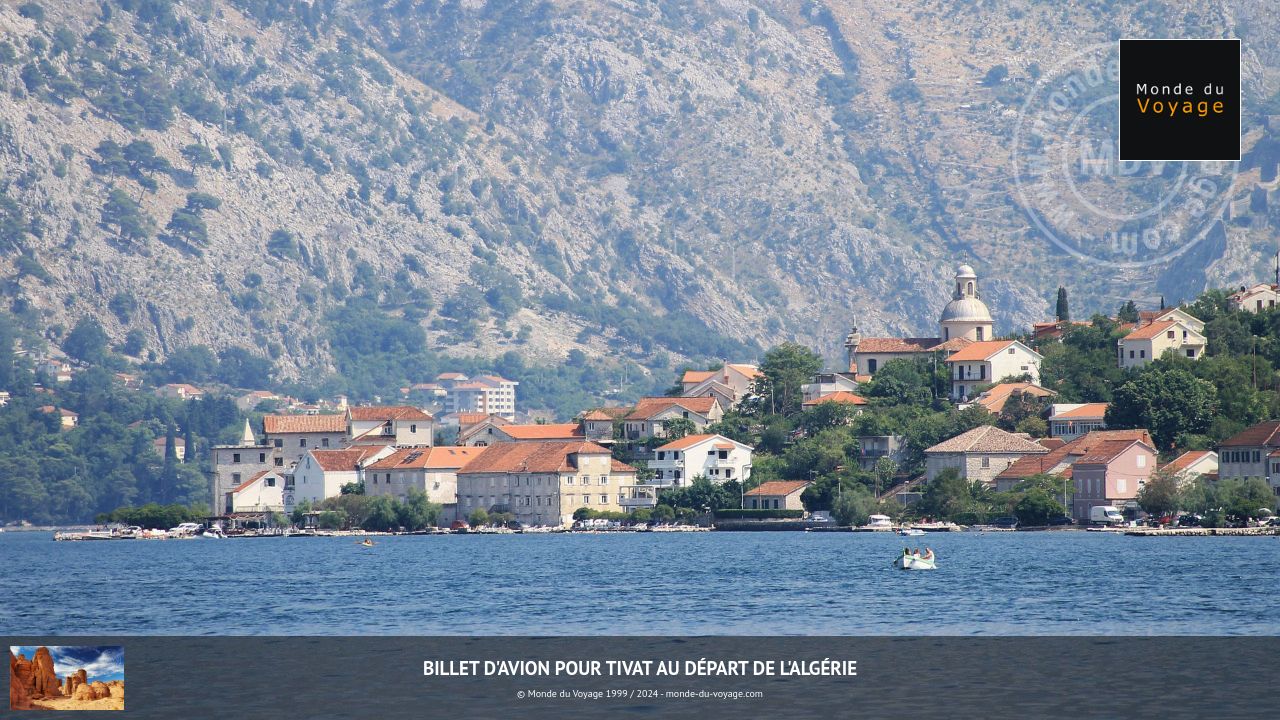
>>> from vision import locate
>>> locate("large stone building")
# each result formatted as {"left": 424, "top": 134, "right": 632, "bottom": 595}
{"left": 924, "top": 425, "right": 1048, "bottom": 486}
{"left": 844, "top": 264, "right": 997, "bottom": 377}
{"left": 456, "top": 441, "right": 637, "bottom": 528}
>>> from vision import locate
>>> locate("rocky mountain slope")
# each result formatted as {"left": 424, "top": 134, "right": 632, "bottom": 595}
{"left": 1, "top": 0, "right": 1278, "bottom": 387}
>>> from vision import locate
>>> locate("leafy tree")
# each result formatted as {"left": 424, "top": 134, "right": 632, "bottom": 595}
{"left": 982, "top": 64, "right": 1008, "bottom": 86}
{"left": 756, "top": 342, "right": 823, "bottom": 417}
{"left": 799, "top": 400, "right": 857, "bottom": 435}
{"left": 181, "top": 143, "right": 218, "bottom": 169}
{"left": 832, "top": 483, "right": 878, "bottom": 526}
{"left": 468, "top": 508, "right": 490, "bottom": 527}
{"left": 64, "top": 317, "right": 109, "bottom": 363}
{"left": 660, "top": 417, "right": 696, "bottom": 441}
{"left": 1055, "top": 287, "right": 1070, "bottom": 322}
{"left": 864, "top": 358, "right": 932, "bottom": 405}
{"left": 1106, "top": 367, "right": 1217, "bottom": 450}
{"left": 1013, "top": 490, "right": 1065, "bottom": 526}
{"left": 100, "top": 188, "right": 155, "bottom": 242}
{"left": 1136, "top": 468, "right": 1182, "bottom": 517}
{"left": 361, "top": 496, "right": 401, "bottom": 531}
{"left": 659, "top": 476, "right": 739, "bottom": 512}
{"left": 1116, "top": 300, "right": 1139, "bottom": 323}
{"left": 340, "top": 481, "right": 365, "bottom": 495}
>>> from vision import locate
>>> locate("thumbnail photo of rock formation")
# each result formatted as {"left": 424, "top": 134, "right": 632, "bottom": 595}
{"left": 9, "top": 646, "right": 124, "bottom": 711}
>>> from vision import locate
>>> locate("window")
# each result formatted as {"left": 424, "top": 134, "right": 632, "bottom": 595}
{"left": 232, "top": 472, "right": 241, "bottom": 483}
{"left": 1129, "top": 350, "right": 1134, "bottom": 359}
{"left": 1166, "top": 330, "right": 1175, "bottom": 339}
{"left": 1139, "top": 350, "right": 1146, "bottom": 359}
{"left": 567, "top": 476, "right": 574, "bottom": 484}
{"left": 867, "top": 359, "right": 878, "bottom": 373}
{"left": 976, "top": 327, "right": 984, "bottom": 341}
{"left": 1253, "top": 450, "right": 1261, "bottom": 463}
{"left": 300, "top": 438, "right": 307, "bottom": 448}
{"left": 232, "top": 453, "right": 241, "bottom": 463}
{"left": 275, "top": 458, "right": 283, "bottom": 467}
{"left": 599, "top": 476, "right": 607, "bottom": 484}
{"left": 1117, "top": 478, "right": 1127, "bottom": 493}
{"left": 322, "top": 438, "right": 330, "bottom": 448}
{"left": 259, "top": 453, "right": 266, "bottom": 463}
{"left": 410, "top": 424, "right": 417, "bottom": 433}
{"left": 981, "top": 457, "right": 990, "bottom": 468}
{"left": 266, "top": 477, "right": 276, "bottom": 487}
{"left": 600, "top": 494, "right": 608, "bottom": 504}
{"left": 718, "top": 450, "right": 728, "bottom": 459}
{"left": 1008, "top": 347, "right": 1015, "bottom": 354}
{"left": 274, "top": 439, "right": 283, "bottom": 448}
{"left": 1186, "top": 349, "right": 1196, "bottom": 358}
{"left": 1136, "top": 455, "right": 1146, "bottom": 467}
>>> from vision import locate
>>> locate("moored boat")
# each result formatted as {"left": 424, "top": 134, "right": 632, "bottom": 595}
{"left": 894, "top": 548, "right": 938, "bottom": 570}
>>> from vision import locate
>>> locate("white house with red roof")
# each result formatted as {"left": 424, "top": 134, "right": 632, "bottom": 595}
{"left": 649, "top": 433, "right": 753, "bottom": 487}
{"left": 1163, "top": 450, "right": 1218, "bottom": 483}
{"left": 743, "top": 480, "right": 810, "bottom": 511}
{"left": 287, "top": 445, "right": 395, "bottom": 511}
{"left": 943, "top": 340, "right": 1042, "bottom": 401}
{"left": 229, "top": 469, "right": 286, "bottom": 513}
{"left": 1048, "top": 403, "right": 1109, "bottom": 440}
{"left": 622, "top": 397, "right": 724, "bottom": 441}
{"left": 1117, "top": 312, "right": 1206, "bottom": 369}
{"left": 347, "top": 405, "right": 434, "bottom": 446}
{"left": 680, "top": 364, "right": 761, "bottom": 408}
{"left": 1230, "top": 283, "right": 1280, "bottom": 313}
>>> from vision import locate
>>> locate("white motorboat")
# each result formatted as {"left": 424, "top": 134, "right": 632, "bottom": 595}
{"left": 894, "top": 549, "right": 937, "bottom": 570}
{"left": 899, "top": 528, "right": 926, "bottom": 536}
{"left": 201, "top": 526, "right": 226, "bottom": 539}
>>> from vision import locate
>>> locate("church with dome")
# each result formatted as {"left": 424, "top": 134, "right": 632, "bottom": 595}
{"left": 842, "top": 264, "right": 1042, "bottom": 400}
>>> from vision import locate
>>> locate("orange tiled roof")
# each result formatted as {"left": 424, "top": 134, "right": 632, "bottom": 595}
{"left": 263, "top": 414, "right": 346, "bottom": 434}
{"left": 745, "top": 480, "right": 809, "bottom": 497}
{"left": 499, "top": 423, "right": 584, "bottom": 440}
{"left": 998, "top": 429, "right": 1154, "bottom": 480}
{"left": 625, "top": 396, "right": 719, "bottom": 420}
{"left": 802, "top": 391, "right": 868, "bottom": 407}
{"left": 654, "top": 433, "right": 717, "bottom": 451}
{"left": 1164, "top": 450, "right": 1215, "bottom": 473}
{"left": 309, "top": 447, "right": 387, "bottom": 472}
{"left": 1075, "top": 439, "right": 1144, "bottom": 464}
{"left": 348, "top": 405, "right": 433, "bottom": 422}
{"left": 1218, "top": 421, "right": 1280, "bottom": 447}
{"left": 459, "top": 441, "right": 613, "bottom": 474}
{"left": 367, "top": 446, "right": 484, "bottom": 471}
{"left": 1122, "top": 320, "right": 1177, "bottom": 340}
{"left": 682, "top": 370, "right": 717, "bottom": 384}
{"left": 853, "top": 337, "right": 942, "bottom": 354}
{"left": 944, "top": 340, "right": 1017, "bottom": 362}
{"left": 232, "top": 470, "right": 271, "bottom": 494}
{"left": 1054, "top": 403, "right": 1109, "bottom": 419}
{"left": 973, "top": 382, "right": 1056, "bottom": 413}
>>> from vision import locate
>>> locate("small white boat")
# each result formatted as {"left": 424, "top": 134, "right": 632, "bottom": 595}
{"left": 899, "top": 528, "right": 926, "bottom": 536}
{"left": 894, "top": 549, "right": 937, "bottom": 570}
{"left": 201, "top": 526, "right": 226, "bottom": 539}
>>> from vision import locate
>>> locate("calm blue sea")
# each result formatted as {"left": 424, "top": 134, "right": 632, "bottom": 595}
{"left": 1, "top": 530, "right": 1277, "bottom": 635}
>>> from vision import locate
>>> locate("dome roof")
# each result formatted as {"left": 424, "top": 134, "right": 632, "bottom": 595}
{"left": 955, "top": 264, "right": 977, "bottom": 278}
{"left": 940, "top": 297, "right": 993, "bottom": 323}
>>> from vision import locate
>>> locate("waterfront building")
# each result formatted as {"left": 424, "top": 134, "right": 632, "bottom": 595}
{"left": 364, "top": 446, "right": 484, "bottom": 520}
{"left": 743, "top": 480, "right": 809, "bottom": 511}
{"left": 286, "top": 445, "right": 394, "bottom": 512}
{"left": 262, "top": 413, "right": 348, "bottom": 467}
{"left": 456, "top": 441, "right": 636, "bottom": 528}
{"left": 648, "top": 434, "right": 753, "bottom": 487}
{"left": 211, "top": 419, "right": 274, "bottom": 515}
{"left": 923, "top": 426, "right": 1047, "bottom": 486}
{"left": 229, "top": 469, "right": 286, "bottom": 513}
{"left": 1216, "top": 421, "right": 1280, "bottom": 499}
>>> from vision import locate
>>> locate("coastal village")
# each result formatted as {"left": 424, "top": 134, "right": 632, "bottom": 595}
{"left": 179, "top": 266, "right": 1279, "bottom": 532}
{"left": 19, "top": 264, "right": 1280, "bottom": 536}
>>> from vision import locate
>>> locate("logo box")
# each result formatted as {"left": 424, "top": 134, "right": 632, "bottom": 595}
{"left": 1118, "top": 39, "right": 1240, "bottom": 161}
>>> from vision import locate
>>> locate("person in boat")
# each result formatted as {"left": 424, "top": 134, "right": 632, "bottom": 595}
{"left": 911, "top": 547, "right": 920, "bottom": 556}
{"left": 922, "top": 547, "right": 934, "bottom": 560}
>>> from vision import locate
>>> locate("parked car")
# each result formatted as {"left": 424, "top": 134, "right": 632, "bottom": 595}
{"left": 992, "top": 516, "right": 1020, "bottom": 529}
{"left": 1047, "top": 515, "right": 1075, "bottom": 526}
{"left": 1176, "top": 514, "right": 1201, "bottom": 527}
